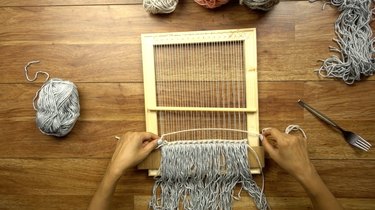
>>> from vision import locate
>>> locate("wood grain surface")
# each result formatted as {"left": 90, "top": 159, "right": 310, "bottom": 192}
{"left": 0, "top": 0, "right": 374, "bottom": 209}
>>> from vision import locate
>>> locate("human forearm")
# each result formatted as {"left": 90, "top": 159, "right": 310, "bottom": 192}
{"left": 88, "top": 171, "right": 121, "bottom": 210}
{"left": 262, "top": 128, "right": 343, "bottom": 210}
{"left": 88, "top": 132, "right": 158, "bottom": 210}
{"left": 297, "top": 166, "right": 343, "bottom": 210}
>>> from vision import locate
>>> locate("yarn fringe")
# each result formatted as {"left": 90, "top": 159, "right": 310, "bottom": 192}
{"left": 149, "top": 139, "right": 269, "bottom": 210}
{"left": 312, "top": 0, "right": 375, "bottom": 84}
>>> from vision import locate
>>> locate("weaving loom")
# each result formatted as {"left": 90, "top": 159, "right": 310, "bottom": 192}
{"left": 137, "top": 29, "right": 268, "bottom": 209}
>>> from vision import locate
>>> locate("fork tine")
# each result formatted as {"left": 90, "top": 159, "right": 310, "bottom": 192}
{"left": 353, "top": 141, "right": 370, "bottom": 151}
{"left": 357, "top": 140, "right": 371, "bottom": 150}
{"left": 353, "top": 143, "right": 369, "bottom": 151}
{"left": 360, "top": 141, "right": 372, "bottom": 149}
{"left": 356, "top": 135, "right": 372, "bottom": 147}
{"left": 362, "top": 139, "right": 372, "bottom": 147}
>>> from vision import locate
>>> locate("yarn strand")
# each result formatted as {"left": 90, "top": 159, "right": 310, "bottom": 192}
{"left": 24, "top": 60, "right": 50, "bottom": 82}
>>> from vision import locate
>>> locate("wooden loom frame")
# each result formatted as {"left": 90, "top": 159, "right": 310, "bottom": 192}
{"left": 137, "top": 28, "right": 264, "bottom": 175}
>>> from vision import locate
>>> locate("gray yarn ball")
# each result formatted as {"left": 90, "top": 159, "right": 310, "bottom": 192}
{"left": 240, "top": 0, "right": 279, "bottom": 11}
{"left": 143, "top": 0, "right": 178, "bottom": 14}
{"left": 35, "top": 78, "right": 80, "bottom": 137}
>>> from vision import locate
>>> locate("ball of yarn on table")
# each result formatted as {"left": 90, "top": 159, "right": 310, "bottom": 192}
{"left": 143, "top": 0, "right": 179, "bottom": 14}
{"left": 240, "top": 0, "right": 279, "bottom": 11}
{"left": 194, "top": 0, "right": 231, "bottom": 9}
{"left": 25, "top": 61, "right": 80, "bottom": 137}
{"left": 35, "top": 78, "right": 80, "bottom": 137}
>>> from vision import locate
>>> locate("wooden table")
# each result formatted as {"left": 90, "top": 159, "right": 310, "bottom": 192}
{"left": 0, "top": 0, "right": 374, "bottom": 209}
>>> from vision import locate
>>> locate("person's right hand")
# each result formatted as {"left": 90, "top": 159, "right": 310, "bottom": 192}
{"left": 262, "top": 128, "right": 344, "bottom": 210}
{"left": 261, "top": 128, "right": 315, "bottom": 181}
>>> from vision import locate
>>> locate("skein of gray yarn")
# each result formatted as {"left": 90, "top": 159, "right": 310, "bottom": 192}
{"left": 143, "top": 0, "right": 179, "bottom": 14}
{"left": 25, "top": 61, "right": 80, "bottom": 137}
{"left": 240, "top": 0, "right": 279, "bottom": 11}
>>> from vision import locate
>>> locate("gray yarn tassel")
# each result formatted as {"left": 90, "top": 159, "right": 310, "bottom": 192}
{"left": 312, "top": 0, "right": 375, "bottom": 84}
{"left": 149, "top": 140, "right": 269, "bottom": 210}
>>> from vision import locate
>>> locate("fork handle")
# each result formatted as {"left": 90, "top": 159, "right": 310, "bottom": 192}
{"left": 298, "top": 100, "right": 342, "bottom": 131}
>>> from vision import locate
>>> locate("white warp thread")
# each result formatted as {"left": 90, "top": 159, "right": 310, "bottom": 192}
{"left": 149, "top": 139, "right": 269, "bottom": 210}
{"left": 311, "top": 0, "right": 375, "bottom": 84}
{"left": 285, "top": 124, "right": 307, "bottom": 140}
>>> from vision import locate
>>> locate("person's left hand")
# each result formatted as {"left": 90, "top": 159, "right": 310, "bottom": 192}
{"left": 107, "top": 132, "right": 159, "bottom": 178}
